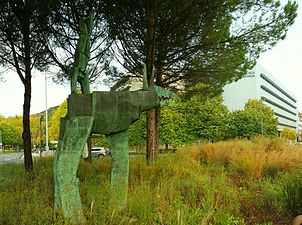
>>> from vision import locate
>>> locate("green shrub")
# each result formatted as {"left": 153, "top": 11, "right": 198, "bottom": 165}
{"left": 283, "top": 170, "right": 302, "bottom": 216}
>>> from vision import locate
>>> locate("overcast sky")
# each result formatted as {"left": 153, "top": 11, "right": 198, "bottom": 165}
{"left": 258, "top": 0, "right": 302, "bottom": 110}
{"left": 0, "top": 70, "right": 109, "bottom": 117}
{"left": 0, "top": 1, "right": 301, "bottom": 117}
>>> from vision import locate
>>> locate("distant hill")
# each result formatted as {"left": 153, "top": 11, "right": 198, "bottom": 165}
{"left": 31, "top": 105, "right": 59, "bottom": 119}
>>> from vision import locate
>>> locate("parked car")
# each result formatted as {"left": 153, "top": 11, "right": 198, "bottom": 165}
{"left": 91, "top": 147, "right": 106, "bottom": 158}
{"left": 20, "top": 149, "right": 40, "bottom": 160}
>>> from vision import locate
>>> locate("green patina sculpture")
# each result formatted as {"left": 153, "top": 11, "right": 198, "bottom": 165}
{"left": 70, "top": 12, "right": 93, "bottom": 94}
{"left": 53, "top": 14, "right": 178, "bottom": 224}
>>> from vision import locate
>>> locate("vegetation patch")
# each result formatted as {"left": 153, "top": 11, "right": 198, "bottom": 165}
{"left": 0, "top": 137, "right": 301, "bottom": 224}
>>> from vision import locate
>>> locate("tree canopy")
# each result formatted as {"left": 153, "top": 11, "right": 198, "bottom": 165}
{"left": 229, "top": 99, "right": 279, "bottom": 138}
{"left": 127, "top": 97, "right": 279, "bottom": 147}
{"left": 103, "top": 0, "right": 297, "bottom": 93}
{"left": 0, "top": 121, "right": 22, "bottom": 146}
{"left": 281, "top": 127, "right": 297, "bottom": 141}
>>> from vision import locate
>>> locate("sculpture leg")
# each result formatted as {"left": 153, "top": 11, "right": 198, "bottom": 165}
{"left": 54, "top": 117, "right": 67, "bottom": 212}
{"left": 80, "top": 73, "right": 90, "bottom": 94}
{"left": 107, "top": 130, "right": 129, "bottom": 210}
{"left": 53, "top": 116, "right": 93, "bottom": 224}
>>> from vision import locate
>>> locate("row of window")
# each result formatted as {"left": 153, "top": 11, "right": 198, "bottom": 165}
{"left": 274, "top": 112, "right": 297, "bottom": 123}
{"left": 279, "top": 123, "right": 297, "bottom": 130}
{"left": 260, "top": 85, "right": 296, "bottom": 110}
{"left": 260, "top": 73, "right": 297, "bottom": 103}
{"left": 261, "top": 97, "right": 297, "bottom": 117}
{"left": 259, "top": 73, "right": 299, "bottom": 130}
{"left": 261, "top": 96, "right": 297, "bottom": 129}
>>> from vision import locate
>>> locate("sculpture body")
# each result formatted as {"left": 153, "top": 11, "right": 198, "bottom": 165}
{"left": 54, "top": 12, "right": 178, "bottom": 222}
{"left": 54, "top": 86, "right": 178, "bottom": 224}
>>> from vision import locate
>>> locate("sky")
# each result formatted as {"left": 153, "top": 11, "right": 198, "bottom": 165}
{"left": 0, "top": 1, "right": 301, "bottom": 117}
{"left": 258, "top": 0, "right": 302, "bottom": 110}
{"left": 0, "top": 70, "right": 109, "bottom": 117}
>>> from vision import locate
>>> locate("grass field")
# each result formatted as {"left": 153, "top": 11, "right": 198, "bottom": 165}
{"left": 1, "top": 136, "right": 302, "bottom": 224}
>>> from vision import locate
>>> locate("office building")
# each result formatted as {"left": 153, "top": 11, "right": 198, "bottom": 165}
{"left": 298, "top": 112, "right": 302, "bottom": 140}
{"left": 223, "top": 64, "right": 298, "bottom": 131}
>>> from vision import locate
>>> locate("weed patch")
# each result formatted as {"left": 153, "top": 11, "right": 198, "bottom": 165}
{"left": 0, "top": 137, "right": 301, "bottom": 224}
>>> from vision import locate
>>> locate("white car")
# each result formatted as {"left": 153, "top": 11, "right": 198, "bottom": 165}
{"left": 91, "top": 147, "right": 106, "bottom": 158}
{"left": 20, "top": 149, "right": 40, "bottom": 160}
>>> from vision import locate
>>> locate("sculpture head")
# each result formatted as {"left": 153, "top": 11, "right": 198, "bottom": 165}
{"left": 141, "top": 61, "right": 180, "bottom": 107}
{"left": 153, "top": 85, "right": 180, "bottom": 106}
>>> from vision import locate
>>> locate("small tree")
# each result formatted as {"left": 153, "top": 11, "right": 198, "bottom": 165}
{"left": 128, "top": 113, "right": 147, "bottom": 152}
{"left": 0, "top": 122, "right": 22, "bottom": 147}
{"left": 159, "top": 96, "right": 230, "bottom": 146}
{"left": 160, "top": 101, "right": 191, "bottom": 150}
{"left": 184, "top": 96, "right": 230, "bottom": 142}
{"left": 229, "top": 99, "right": 278, "bottom": 138}
{"left": 281, "top": 127, "right": 296, "bottom": 142}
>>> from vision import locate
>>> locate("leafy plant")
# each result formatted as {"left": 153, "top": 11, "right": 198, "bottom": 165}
{"left": 281, "top": 127, "right": 297, "bottom": 142}
{"left": 283, "top": 171, "right": 302, "bottom": 216}
{"left": 228, "top": 99, "right": 278, "bottom": 139}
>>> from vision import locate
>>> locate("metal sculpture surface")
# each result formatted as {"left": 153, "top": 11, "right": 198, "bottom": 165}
{"left": 70, "top": 12, "right": 93, "bottom": 94}
{"left": 53, "top": 59, "right": 178, "bottom": 223}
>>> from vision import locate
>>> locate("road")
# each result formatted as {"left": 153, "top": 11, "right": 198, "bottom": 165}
{"left": 0, "top": 152, "right": 23, "bottom": 165}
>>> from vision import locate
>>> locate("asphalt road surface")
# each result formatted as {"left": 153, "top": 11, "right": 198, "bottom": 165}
{"left": 0, "top": 152, "right": 23, "bottom": 165}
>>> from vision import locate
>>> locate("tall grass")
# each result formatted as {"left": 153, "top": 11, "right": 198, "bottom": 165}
{"left": 198, "top": 137, "right": 302, "bottom": 179}
{"left": 0, "top": 137, "right": 302, "bottom": 224}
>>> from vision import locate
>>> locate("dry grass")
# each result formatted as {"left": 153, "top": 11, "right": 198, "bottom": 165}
{"left": 1, "top": 137, "right": 302, "bottom": 224}
{"left": 195, "top": 137, "right": 302, "bottom": 179}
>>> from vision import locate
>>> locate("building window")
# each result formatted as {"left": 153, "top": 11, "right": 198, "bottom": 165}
{"left": 261, "top": 85, "right": 296, "bottom": 109}
{"left": 279, "top": 123, "right": 297, "bottom": 129}
{"left": 261, "top": 97, "right": 297, "bottom": 116}
{"left": 274, "top": 112, "right": 297, "bottom": 123}
{"left": 260, "top": 73, "right": 297, "bottom": 103}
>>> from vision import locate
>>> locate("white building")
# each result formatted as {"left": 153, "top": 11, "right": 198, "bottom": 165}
{"left": 223, "top": 63, "right": 298, "bottom": 132}
{"left": 298, "top": 112, "right": 302, "bottom": 140}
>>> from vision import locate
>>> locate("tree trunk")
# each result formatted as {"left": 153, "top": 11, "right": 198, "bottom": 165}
{"left": 146, "top": 109, "right": 156, "bottom": 162}
{"left": 23, "top": 79, "right": 33, "bottom": 175}
{"left": 145, "top": 0, "right": 158, "bottom": 163}
{"left": 22, "top": 19, "right": 33, "bottom": 175}
{"left": 146, "top": 107, "right": 160, "bottom": 162}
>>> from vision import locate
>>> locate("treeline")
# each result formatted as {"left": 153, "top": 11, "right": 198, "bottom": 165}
{"left": 0, "top": 107, "right": 57, "bottom": 149}
{"left": 1, "top": 96, "right": 298, "bottom": 151}
{"left": 0, "top": 115, "right": 38, "bottom": 149}
{"left": 129, "top": 98, "right": 280, "bottom": 150}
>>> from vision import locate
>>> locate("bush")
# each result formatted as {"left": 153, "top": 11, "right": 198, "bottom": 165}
{"left": 283, "top": 170, "right": 302, "bottom": 216}
{"left": 281, "top": 127, "right": 297, "bottom": 142}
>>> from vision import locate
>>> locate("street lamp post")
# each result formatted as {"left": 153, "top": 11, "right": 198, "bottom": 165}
{"left": 40, "top": 114, "right": 44, "bottom": 153}
{"left": 0, "top": 130, "right": 2, "bottom": 150}
{"left": 45, "top": 72, "right": 49, "bottom": 153}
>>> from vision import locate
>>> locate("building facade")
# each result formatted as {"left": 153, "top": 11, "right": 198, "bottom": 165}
{"left": 298, "top": 112, "right": 302, "bottom": 141}
{"left": 223, "top": 64, "right": 298, "bottom": 132}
